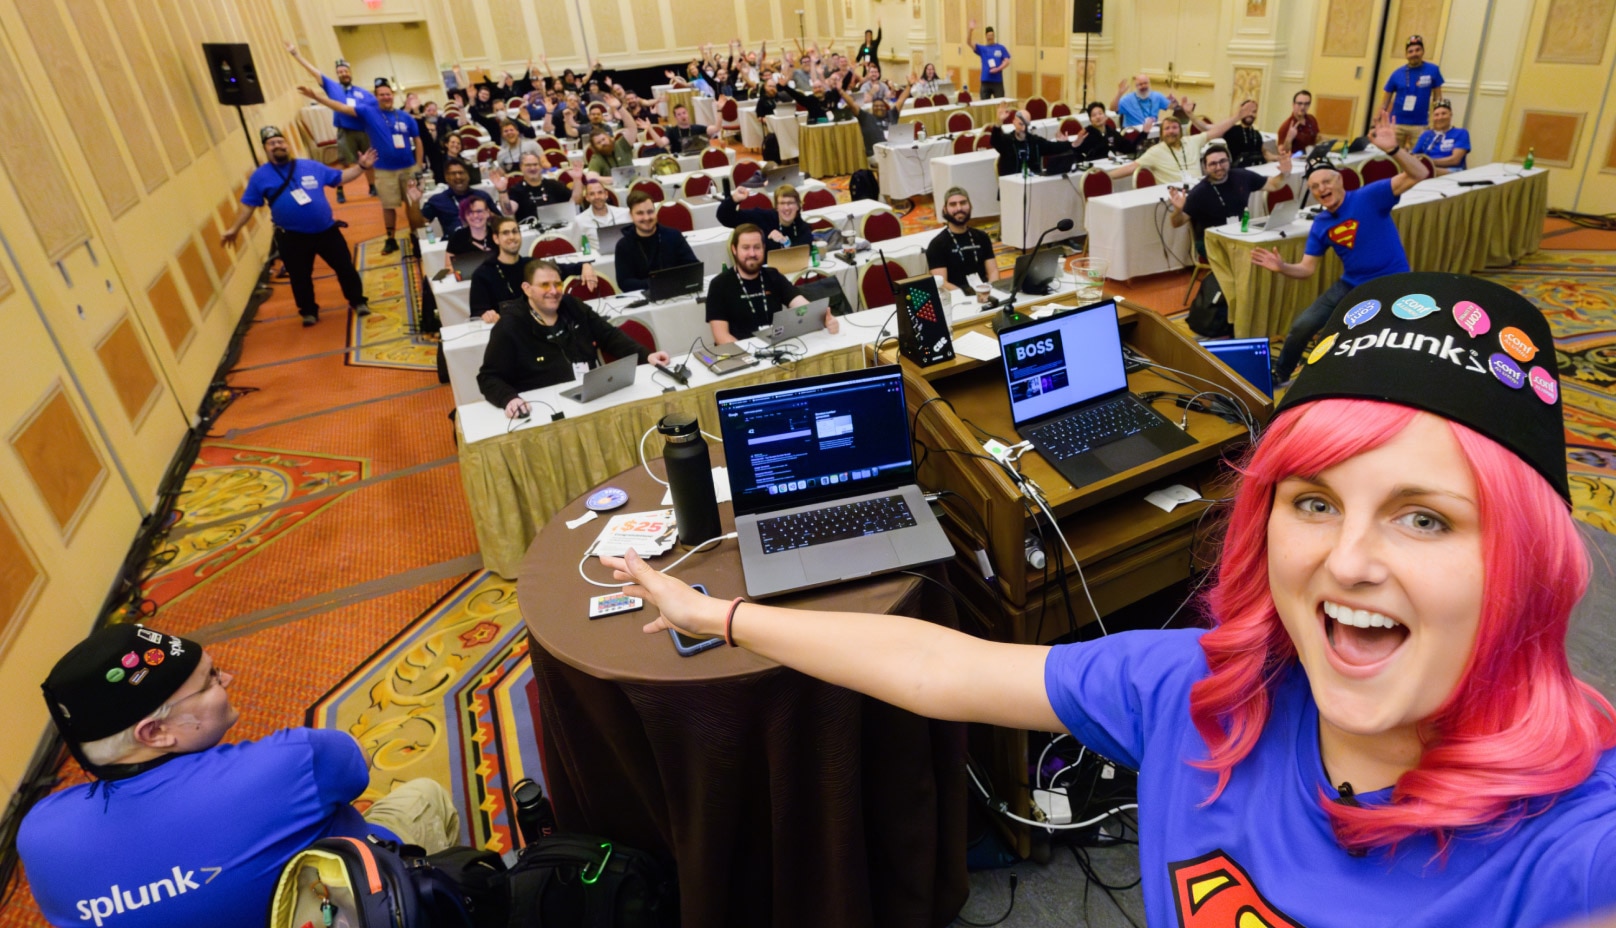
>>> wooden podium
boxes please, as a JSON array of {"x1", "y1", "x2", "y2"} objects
[{"x1": 873, "y1": 295, "x2": 1273, "y2": 854}]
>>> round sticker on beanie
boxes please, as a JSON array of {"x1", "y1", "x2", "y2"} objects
[
  {"x1": 1308, "y1": 332, "x2": 1338, "y2": 365},
  {"x1": 1392, "y1": 293, "x2": 1438, "y2": 320},
  {"x1": 1528, "y1": 366, "x2": 1558, "y2": 405},
  {"x1": 120, "y1": 652, "x2": 140, "y2": 669},
  {"x1": 1499, "y1": 326, "x2": 1538, "y2": 362},
  {"x1": 1344, "y1": 300, "x2": 1380, "y2": 329},
  {"x1": 1453, "y1": 301, "x2": 1490, "y2": 337},
  {"x1": 105, "y1": 667, "x2": 125, "y2": 683},
  {"x1": 1489, "y1": 353, "x2": 1526, "y2": 389}
]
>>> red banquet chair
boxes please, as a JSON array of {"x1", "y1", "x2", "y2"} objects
[
  {"x1": 947, "y1": 112, "x2": 973, "y2": 133},
  {"x1": 802, "y1": 188, "x2": 837, "y2": 211},
  {"x1": 683, "y1": 174, "x2": 713, "y2": 198},
  {"x1": 956, "y1": 90, "x2": 972, "y2": 104},
  {"x1": 1360, "y1": 158, "x2": 1398, "y2": 184},
  {"x1": 931, "y1": 93, "x2": 949, "y2": 107},
  {"x1": 1051, "y1": 102, "x2": 1072, "y2": 118},
  {"x1": 976, "y1": 133, "x2": 995, "y2": 151},
  {"x1": 740, "y1": 192, "x2": 773, "y2": 211},
  {"x1": 1134, "y1": 166, "x2": 1157, "y2": 188},
  {"x1": 859, "y1": 210, "x2": 903, "y2": 243},
  {"x1": 657, "y1": 201, "x2": 695, "y2": 232},
  {"x1": 1340, "y1": 166, "x2": 1362, "y2": 191},
  {"x1": 563, "y1": 273, "x2": 619, "y2": 301},
  {"x1": 1060, "y1": 118, "x2": 1081, "y2": 138},
  {"x1": 910, "y1": 96, "x2": 932, "y2": 109},
  {"x1": 1025, "y1": 97, "x2": 1048, "y2": 121},
  {"x1": 859, "y1": 260, "x2": 908, "y2": 308},
  {"x1": 732, "y1": 160, "x2": 761, "y2": 186},
  {"x1": 602, "y1": 318, "x2": 655, "y2": 362},
  {"x1": 630, "y1": 178, "x2": 666, "y2": 204},
  {"x1": 1081, "y1": 169, "x2": 1113, "y2": 200},
  {"x1": 701, "y1": 147, "x2": 731, "y2": 169},
  {"x1": 951, "y1": 133, "x2": 976, "y2": 155},
  {"x1": 1266, "y1": 185, "x2": 1295, "y2": 211},
  {"x1": 531, "y1": 236, "x2": 577, "y2": 258}
]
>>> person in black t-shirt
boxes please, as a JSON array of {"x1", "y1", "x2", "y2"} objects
[
  {"x1": 470, "y1": 217, "x2": 602, "y2": 323},
  {"x1": 444, "y1": 196, "x2": 497, "y2": 257},
  {"x1": 498, "y1": 152, "x2": 573, "y2": 222},
  {"x1": 1167, "y1": 133, "x2": 1294, "y2": 258},
  {"x1": 706, "y1": 225, "x2": 838, "y2": 342},
  {"x1": 665, "y1": 105, "x2": 712, "y2": 152},
  {"x1": 989, "y1": 103, "x2": 1084, "y2": 176},
  {"x1": 781, "y1": 80, "x2": 844, "y2": 124},
  {"x1": 1069, "y1": 102, "x2": 1140, "y2": 162},
  {"x1": 715, "y1": 185, "x2": 813, "y2": 251},
  {"x1": 1217, "y1": 100, "x2": 1273, "y2": 168},
  {"x1": 925, "y1": 188, "x2": 999, "y2": 292}
]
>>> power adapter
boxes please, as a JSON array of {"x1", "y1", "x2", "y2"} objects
[
  {"x1": 551, "y1": 411, "x2": 565, "y2": 422},
  {"x1": 1031, "y1": 787, "x2": 1073, "y2": 825}
]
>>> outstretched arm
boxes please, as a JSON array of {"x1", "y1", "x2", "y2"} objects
[
  {"x1": 603, "y1": 549, "x2": 1064, "y2": 731},
  {"x1": 299, "y1": 85, "x2": 357, "y2": 117},
  {"x1": 1368, "y1": 111, "x2": 1429, "y2": 195},
  {"x1": 285, "y1": 42, "x2": 324, "y2": 82},
  {"x1": 1200, "y1": 99, "x2": 1256, "y2": 140}
]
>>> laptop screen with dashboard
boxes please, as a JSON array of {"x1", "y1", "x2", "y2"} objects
[
  {"x1": 997, "y1": 300, "x2": 1128, "y2": 428},
  {"x1": 717, "y1": 367, "x2": 915, "y2": 517}
]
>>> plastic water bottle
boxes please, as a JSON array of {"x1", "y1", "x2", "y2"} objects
[
  {"x1": 581, "y1": 233, "x2": 591, "y2": 255},
  {"x1": 1523, "y1": 148, "x2": 1535, "y2": 171},
  {"x1": 810, "y1": 241, "x2": 820, "y2": 266},
  {"x1": 1240, "y1": 208, "x2": 1250, "y2": 233}
]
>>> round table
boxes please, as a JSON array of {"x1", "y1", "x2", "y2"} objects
[{"x1": 518, "y1": 454, "x2": 969, "y2": 927}]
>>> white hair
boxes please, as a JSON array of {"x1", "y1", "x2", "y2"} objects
[{"x1": 78, "y1": 701, "x2": 174, "y2": 766}]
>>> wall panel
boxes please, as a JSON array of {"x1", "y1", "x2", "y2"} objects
[
  {"x1": 0, "y1": 499, "x2": 43, "y2": 662},
  {"x1": 446, "y1": 0, "x2": 487, "y2": 59},
  {"x1": 593, "y1": 0, "x2": 628, "y2": 55},
  {"x1": 138, "y1": 4, "x2": 212, "y2": 154},
  {"x1": 630, "y1": 0, "x2": 668, "y2": 50},
  {"x1": 8, "y1": 386, "x2": 107, "y2": 540},
  {"x1": 94, "y1": 314, "x2": 162, "y2": 427},
  {"x1": 488, "y1": 0, "x2": 537, "y2": 63},
  {"x1": 178, "y1": 238, "x2": 217, "y2": 318},
  {"x1": 146, "y1": 268, "x2": 196, "y2": 358},
  {"x1": 104, "y1": 0, "x2": 194, "y2": 173},
  {"x1": 62, "y1": 0, "x2": 169, "y2": 195},
  {"x1": 158, "y1": 0, "x2": 224, "y2": 144}
]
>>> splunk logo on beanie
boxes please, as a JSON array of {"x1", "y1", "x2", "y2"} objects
[
  {"x1": 74, "y1": 864, "x2": 217, "y2": 926},
  {"x1": 1328, "y1": 324, "x2": 1490, "y2": 375}
]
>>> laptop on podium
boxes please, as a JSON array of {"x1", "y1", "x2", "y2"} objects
[
  {"x1": 996, "y1": 299, "x2": 1195, "y2": 489},
  {"x1": 717, "y1": 366, "x2": 954, "y2": 598}
]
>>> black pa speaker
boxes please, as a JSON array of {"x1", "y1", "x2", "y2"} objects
[
  {"x1": 894, "y1": 274, "x2": 954, "y2": 367},
  {"x1": 202, "y1": 43, "x2": 265, "y2": 106},
  {"x1": 1073, "y1": 0, "x2": 1103, "y2": 34}
]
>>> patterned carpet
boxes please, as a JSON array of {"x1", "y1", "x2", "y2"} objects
[{"x1": 3, "y1": 162, "x2": 1615, "y2": 926}]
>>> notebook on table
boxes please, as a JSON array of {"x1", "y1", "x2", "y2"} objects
[
  {"x1": 996, "y1": 299, "x2": 1195, "y2": 490},
  {"x1": 717, "y1": 365, "x2": 954, "y2": 598}
]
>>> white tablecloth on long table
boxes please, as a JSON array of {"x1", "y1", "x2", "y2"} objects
[
  {"x1": 999, "y1": 158, "x2": 1135, "y2": 250},
  {"x1": 929, "y1": 149, "x2": 1001, "y2": 218},
  {"x1": 875, "y1": 137, "x2": 954, "y2": 200},
  {"x1": 300, "y1": 104, "x2": 337, "y2": 145},
  {"x1": 769, "y1": 113, "x2": 803, "y2": 159}
]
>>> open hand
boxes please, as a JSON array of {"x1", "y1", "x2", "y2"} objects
[
  {"x1": 1250, "y1": 247, "x2": 1283, "y2": 272},
  {"x1": 1368, "y1": 109, "x2": 1397, "y2": 153},
  {"x1": 1167, "y1": 186, "x2": 1187, "y2": 211},
  {"x1": 358, "y1": 148, "x2": 378, "y2": 169},
  {"x1": 601, "y1": 549, "x2": 722, "y2": 636}
]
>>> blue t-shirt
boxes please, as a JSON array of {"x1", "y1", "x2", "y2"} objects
[
  {"x1": 973, "y1": 43, "x2": 1009, "y2": 82},
  {"x1": 1414, "y1": 126, "x2": 1470, "y2": 171},
  {"x1": 321, "y1": 75, "x2": 374, "y2": 133},
  {"x1": 1384, "y1": 62, "x2": 1444, "y2": 126},
  {"x1": 1304, "y1": 178, "x2": 1410, "y2": 288},
  {"x1": 1117, "y1": 91, "x2": 1170, "y2": 128},
  {"x1": 241, "y1": 159, "x2": 341, "y2": 234},
  {"x1": 1045, "y1": 629, "x2": 1616, "y2": 928},
  {"x1": 354, "y1": 100, "x2": 420, "y2": 171},
  {"x1": 18, "y1": 729, "x2": 396, "y2": 928}
]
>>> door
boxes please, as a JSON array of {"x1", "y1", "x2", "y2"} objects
[
  {"x1": 337, "y1": 22, "x2": 438, "y2": 95},
  {"x1": 1307, "y1": 0, "x2": 1394, "y2": 139},
  {"x1": 1131, "y1": 0, "x2": 1222, "y2": 107}
]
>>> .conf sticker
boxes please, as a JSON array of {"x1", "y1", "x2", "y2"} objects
[
  {"x1": 1528, "y1": 366, "x2": 1558, "y2": 405},
  {"x1": 1499, "y1": 326, "x2": 1538, "y2": 362},
  {"x1": 1308, "y1": 332, "x2": 1338, "y2": 364},
  {"x1": 1452, "y1": 301, "x2": 1490, "y2": 337},
  {"x1": 1391, "y1": 293, "x2": 1439, "y2": 320},
  {"x1": 1489, "y1": 353, "x2": 1525, "y2": 389},
  {"x1": 1343, "y1": 300, "x2": 1380, "y2": 329}
]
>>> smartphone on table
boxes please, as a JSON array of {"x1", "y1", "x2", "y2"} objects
[{"x1": 668, "y1": 584, "x2": 723, "y2": 656}]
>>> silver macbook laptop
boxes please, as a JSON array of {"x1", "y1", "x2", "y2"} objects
[
  {"x1": 885, "y1": 122, "x2": 918, "y2": 145},
  {"x1": 1242, "y1": 197, "x2": 1301, "y2": 232},
  {"x1": 761, "y1": 165, "x2": 803, "y2": 191},
  {"x1": 717, "y1": 366, "x2": 954, "y2": 598},
  {"x1": 760, "y1": 297, "x2": 829, "y2": 345},
  {"x1": 595, "y1": 222, "x2": 630, "y2": 254},
  {"x1": 559, "y1": 355, "x2": 638, "y2": 402},
  {"x1": 611, "y1": 165, "x2": 638, "y2": 188},
  {"x1": 533, "y1": 202, "x2": 576, "y2": 228},
  {"x1": 997, "y1": 300, "x2": 1195, "y2": 490}
]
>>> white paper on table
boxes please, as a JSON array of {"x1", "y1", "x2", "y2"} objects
[
  {"x1": 591, "y1": 509, "x2": 678, "y2": 556},
  {"x1": 953, "y1": 331, "x2": 1002, "y2": 362},
  {"x1": 660, "y1": 468, "x2": 732, "y2": 506},
  {"x1": 565, "y1": 510, "x2": 599, "y2": 529},
  {"x1": 1144, "y1": 484, "x2": 1203, "y2": 513}
]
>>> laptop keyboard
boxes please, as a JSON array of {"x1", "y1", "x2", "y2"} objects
[
  {"x1": 757, "y1": 495, "x2": 916, "y2": 554},
  {"x1": 1027, "y1": 397, "x2": 1160, "y2": 461}
]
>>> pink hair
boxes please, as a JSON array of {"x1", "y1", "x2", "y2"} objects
[{"x1": 1190, "y1": 397, "x2": 1616, "y2": 852}]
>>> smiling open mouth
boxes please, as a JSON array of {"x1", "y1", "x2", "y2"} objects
[{"x1": 1322, "y1": 601, "x2": 1409, "y2": 667}]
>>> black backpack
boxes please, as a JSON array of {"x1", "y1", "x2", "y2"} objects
[
  {"x1": 270, "y1": 836, "x2": 483, "y2": 928},
  {"x1": 1186, "y1": 273, "x2": 1231, "y2": 338},
  {"x1": 761, "y1": 131, "x2": 781, "y2": 163},
  {"x1": 502, "y1": 834, "x2": 676, "y2": 928},
  {"x1": 849, "y1": 169, "x2": 879, "y2": 202}
]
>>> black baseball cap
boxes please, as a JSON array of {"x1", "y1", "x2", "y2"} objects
[{"x1": 42, "y1": 624, "x2": 203, "y2": 744}]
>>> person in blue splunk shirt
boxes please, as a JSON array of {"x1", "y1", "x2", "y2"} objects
[
  {"x1": 301, "y1": 79, "x2": 423, "y2": 256},
  {"x1": 965, "y1": 19, "x2": 1010, "y2": 99},
  {"x1": 18, "y1": 625, "x2": 460, "y2": 928},
  {"x1": 600, "y1": 270, "x2": 1616, "y2": 928}
]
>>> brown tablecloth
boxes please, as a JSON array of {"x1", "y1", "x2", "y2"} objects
[
  {"x1": 1207, "y1": 166, "x2": 1549, "y2": 338},
  {"x1": 800, "y1": 120, "x2": 866, "y2": 177},
  {"x1": 458, "y1": 347, "x2": 863, "y2": 578},
  {"x1": 519, "y1": 454, "x2": 968, "y2": 928}
]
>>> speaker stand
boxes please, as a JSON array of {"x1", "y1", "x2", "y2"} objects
[{"x1": 236, "y1": 105, "x2": 260, "y2": 167}]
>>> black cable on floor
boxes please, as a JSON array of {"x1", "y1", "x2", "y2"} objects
[{"x1": 955, "y1": 873, "x2": 1018, "y2": 927}]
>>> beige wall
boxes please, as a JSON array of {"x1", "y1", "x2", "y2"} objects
[{"x1": 0, "y1": 0, "x2": 306, "y2": 795}]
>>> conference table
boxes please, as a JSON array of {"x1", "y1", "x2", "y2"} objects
[
  {"x1": 800, "y1": 119, "x2": 866, "y2": 178},
  {"x1": 456, "y1": 265, "x2": 1085, "y2": 578},
  {"x1": 930, "y1": 149, "x2": 1001, "y2": 218},
  {"x1": 1204, "y1": 162, "x2": 1549, "y2": 337},
  {"x1": 893, "y1": 99, "x2": 1006, "y2": 137},
  {"x1": 874, "y1": 136, "x2": 953, "y2": 200},
  {"x1": 999, "y1": 157, "x2": 1136, "y2": 250}
]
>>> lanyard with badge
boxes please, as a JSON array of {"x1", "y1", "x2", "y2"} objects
[
  {"x1": 282, "y1": 163, "x2": 315, "y2": 207},
  {"x1": 532, "y1": 306, "x2": 593, "y2": 379},
  {"x1": 947, "y1": 231, "x2": 980, "y2": 273},
  {"x1": 739, "y1": 276, "x2": 773, "y2": 326}
]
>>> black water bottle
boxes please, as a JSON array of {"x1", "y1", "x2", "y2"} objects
[
  {"x1": 659, "y1": 412, "x2": 721, "y2": 546},
  {"x1": 512, "y1": 777, "x2": 557, "y2": 847}
]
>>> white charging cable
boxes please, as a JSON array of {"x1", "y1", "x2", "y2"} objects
[{"x1": 576, "y1": 532, "x2": 738, "y2": 588}]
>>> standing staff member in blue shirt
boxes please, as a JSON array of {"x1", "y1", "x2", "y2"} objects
[
  {"x1": 1254, "y1": 112, "x2": 1428, "y2": 382},
  {"x1": 301, "y1": 80, "x2": 423, "y2": 256},
  {"x1": 1380, "y1": 35, "x2": 1444, "y2": 151},
  {"x1": 222, "y1": 127, "x2": 373, "y2": 327},
  {"x1": 965, "y1": 19, "x2": 1010, "y2": 99},
  {"x1": 286, "y1": 42, "x2": 373, "y2": 203}
]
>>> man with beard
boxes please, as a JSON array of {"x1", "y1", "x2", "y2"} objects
[
  {"x1": 494, "y1": 120, "x2": 544, "y2": 172},
  {"x1": 781, "y1": 78, "x2": 844, "y2": 124},
  {"x1": 1255, "y1": 112, "x2": 1428, "y2": 382},
  {"x1": 479, "y1": 260, "x2": 671, "y2": 417},
  {"x1": 664, "y1": 104, "x2": 711, "y2": 152},
  {"x1": 1112, "y1": 73, "x2": 1173, "y2": 129},
  {"x1": 500, "y1": 152, "x2": 573, "y2": 222},
  {"x1": 1216, "y1": 99, "x2": 1273, "y2": 167},
  {"x1": 222, "y1": 127, "x2": 373, "y2": 326},
  {"x1": 1131, "y1": 100, "x2": 1253, "y2": 185},
  {"x1": 584, "y1": 124, "x2": 636, "y2": 175},
  {"x1": 716, "y1": 184, "x2": 813, "y2": 251},
  {"x1": 1167, "y1": 132, "x2": 1294, "y2": 259},
  {"x1": 1277, "y1": 90, "x2": 1319, "y2": 155},
  {"x1": 469, "y1": 217, "x2": 600, "y2": 324},
  {"x1": 414, "y1": 158, "x2": 497, "y2": 237},
  {"x1": 1380, "y1": 34, "x2": 1445, "y2": 150},
  {"x1": 1413, "y1": 100, "x2": 1470, "y2": 175},
  {"x1": 615, "y1": 190, "x2": 700, "y2": 292},
  {"x1": 568, "y1": 177, "x2": 631, "y2": 244},
  {"x1": 705, "y1": 225, "x2": 837, "y2": 343},
  {"x1": 843, "y1": 88, "x2": 910, "y2": 158},
  {"x1": 925, "y1": 188, "x2": 999, "y2": 292},
  {"x1": 301, "y1": 80, "x2": 423, "y2": 255},
  {"x1": 286, "y1": 43, "x2": 374, "y2": 202}
]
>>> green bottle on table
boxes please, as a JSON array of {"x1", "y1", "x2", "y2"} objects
[
  {"x1": 1523, "y1": 148, "x2": 1535, "y2": 171},
  {"x1": 1240, "y1": 208, "x2": 1250, "y2": 233},
  {"x1": 581, "y1": 234, "x2": 591, "y2": 256}
]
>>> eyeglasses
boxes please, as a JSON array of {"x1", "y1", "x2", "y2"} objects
[
  {"x1": 529, "y1": 280, "x2": 563, "y2": 291},
  {"x1": 1204, "y1": 157, "x2": 1230, "y2": 169}
]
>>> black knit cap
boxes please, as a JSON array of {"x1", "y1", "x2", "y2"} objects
[
  {"x1": 1277, "y1": 271, "x2": 1568, "y2": 500},
  {"x1": 41, "y1": 624, "x2": 202, "y2": 744}
]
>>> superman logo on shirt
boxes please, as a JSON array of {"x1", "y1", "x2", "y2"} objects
[
  {"x1": 1327, "y1": 220, "x2": 1359, "y2": 250},
  {"x1": 1169, "y1": 850, "x2": 1303, "y2": 927}
]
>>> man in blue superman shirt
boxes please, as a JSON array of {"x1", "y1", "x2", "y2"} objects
[{"x1": 1255, "y1": 112, "x2": 1429, "y2": 382}]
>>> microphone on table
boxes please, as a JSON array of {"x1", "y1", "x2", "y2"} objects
[{"x1": 991, "y1": 218, "x2": 1073, "y2": 332}]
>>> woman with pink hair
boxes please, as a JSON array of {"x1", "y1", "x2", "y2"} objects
[{"x1": 602, "y1": 272, "x2": 1616, "y2": 926}]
